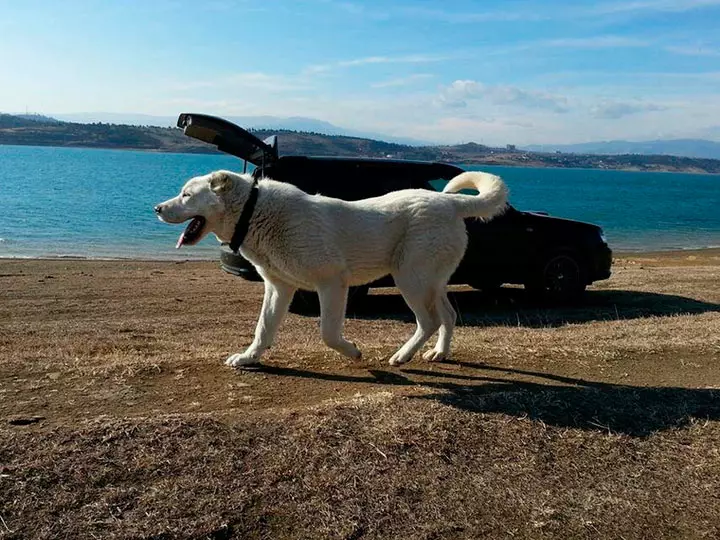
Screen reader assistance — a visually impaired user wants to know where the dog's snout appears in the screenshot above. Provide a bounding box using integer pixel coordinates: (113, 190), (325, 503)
(154, 204), (163, 215)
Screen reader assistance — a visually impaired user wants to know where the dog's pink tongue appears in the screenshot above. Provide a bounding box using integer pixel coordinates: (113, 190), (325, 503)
(176, 231), (186, 249)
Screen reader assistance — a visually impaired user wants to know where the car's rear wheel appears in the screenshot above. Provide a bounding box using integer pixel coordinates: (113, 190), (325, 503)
(525, 251), (586, 302)
(289, 285), (370, 315)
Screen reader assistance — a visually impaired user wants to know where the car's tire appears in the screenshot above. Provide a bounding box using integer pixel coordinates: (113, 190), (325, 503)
(525, 251), (587, 303)
(289, 290), (320, 315)
(346, 285), (370, 314)
(289, 285), (370, 315)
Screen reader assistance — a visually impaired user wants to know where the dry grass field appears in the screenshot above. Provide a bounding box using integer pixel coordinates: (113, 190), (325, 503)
(1, 250), (719, 539)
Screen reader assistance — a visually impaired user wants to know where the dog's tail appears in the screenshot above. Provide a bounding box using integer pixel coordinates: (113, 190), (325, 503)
(442, 171), (509, 220)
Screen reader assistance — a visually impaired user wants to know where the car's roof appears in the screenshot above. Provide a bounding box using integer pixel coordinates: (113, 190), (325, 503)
(268, 155), (464, 177)
(277, 155), (458, 167)
(255, 155), (464, 199)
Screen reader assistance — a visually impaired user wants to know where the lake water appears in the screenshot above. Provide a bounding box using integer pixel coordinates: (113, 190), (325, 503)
(1, 144), (718, 259)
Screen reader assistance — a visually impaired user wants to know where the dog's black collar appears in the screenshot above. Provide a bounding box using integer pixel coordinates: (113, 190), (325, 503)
(228, 177), (259, 253)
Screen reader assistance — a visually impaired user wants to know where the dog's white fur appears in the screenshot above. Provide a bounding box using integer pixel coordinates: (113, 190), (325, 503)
(156, 170), (508, 367)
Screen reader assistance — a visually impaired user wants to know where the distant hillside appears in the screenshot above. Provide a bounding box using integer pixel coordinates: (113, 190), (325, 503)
(0, 114), (51, 129)
(1, 114), (719, 173)
(50, 112), (430, 145)
(0, 113), (212, 153)
(15, 114), (61, 124)
(525, 139), (720, 160)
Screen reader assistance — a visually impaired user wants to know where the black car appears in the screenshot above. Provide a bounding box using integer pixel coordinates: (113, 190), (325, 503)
(177, 113), (612, 308)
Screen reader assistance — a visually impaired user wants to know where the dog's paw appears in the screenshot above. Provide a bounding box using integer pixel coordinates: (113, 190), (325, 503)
(422, 349), (448, 362)
(225, 353), (261, 368)
(388, 352), (411, 367)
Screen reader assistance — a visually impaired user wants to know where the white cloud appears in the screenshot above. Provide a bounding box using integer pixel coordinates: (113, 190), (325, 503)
(395, 6), (548, 23)
(439, 80), (570, 113)
(339, 54), (447, 67)
(140, 87), (720, 146)
(305, 53), (452, 74)
(327, 0), (720, 24)
(590, 99), (666, 119)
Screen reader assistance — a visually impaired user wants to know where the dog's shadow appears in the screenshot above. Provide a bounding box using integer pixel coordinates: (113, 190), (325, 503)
(256, 362), (720, 438)
(344, 288), (720, 328)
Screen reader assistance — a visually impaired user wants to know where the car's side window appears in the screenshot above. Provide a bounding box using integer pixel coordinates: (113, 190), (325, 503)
(428, 179), (446, 191)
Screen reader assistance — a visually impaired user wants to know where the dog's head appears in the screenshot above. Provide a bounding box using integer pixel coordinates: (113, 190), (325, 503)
(154, 170), (246, 248)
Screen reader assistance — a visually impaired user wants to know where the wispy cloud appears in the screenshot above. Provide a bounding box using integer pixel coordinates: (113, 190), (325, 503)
(439, 80), (570, 113)
(590, 99), (666, 119)
(323, 0), (720, 24)
(665, 44), (720, 57)
(370, 73), (434, 89)
(649, 70), (720, 79)
(316, 1), (546, 22)
(542, 36), (651, 49)
(395, 6), (548, 23)
(339, 54), (448, 67)
(591, 0), (720, 15)
(305, 53), (453, 74)
(416, 0), (720, 21)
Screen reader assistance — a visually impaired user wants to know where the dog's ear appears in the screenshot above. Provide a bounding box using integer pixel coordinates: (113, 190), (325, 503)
(210, 172), (233, 193)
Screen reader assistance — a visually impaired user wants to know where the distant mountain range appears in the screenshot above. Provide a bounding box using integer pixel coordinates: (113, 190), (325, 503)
(45, 112), (431, 146)
(2, 113), (719, 173)
(17, 112), (720, 159)
(525, 139), (720, 160)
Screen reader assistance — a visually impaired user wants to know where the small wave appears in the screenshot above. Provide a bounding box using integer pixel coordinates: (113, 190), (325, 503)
(678, 244), (720, 251)
(613, 244), (720, 253)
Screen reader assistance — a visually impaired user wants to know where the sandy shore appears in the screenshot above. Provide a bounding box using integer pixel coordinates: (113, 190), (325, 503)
(1, 249), (719, 538)
(613, 247), (720, 264)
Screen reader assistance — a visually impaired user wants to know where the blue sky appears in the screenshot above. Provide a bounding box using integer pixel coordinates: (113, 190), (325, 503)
(1, 0), (719, 144)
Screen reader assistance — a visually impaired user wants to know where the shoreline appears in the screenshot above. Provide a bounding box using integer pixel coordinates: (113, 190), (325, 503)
(2, 142), (719, 174)
(2, 247), (719, 264)
(612, 246), (720, 257)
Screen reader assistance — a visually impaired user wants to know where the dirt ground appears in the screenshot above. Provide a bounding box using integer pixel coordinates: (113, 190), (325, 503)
(1, 249), (719, 539)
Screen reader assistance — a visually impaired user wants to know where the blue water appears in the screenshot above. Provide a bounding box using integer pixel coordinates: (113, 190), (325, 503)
(0, 145), (718, 259)
(473, 164), (720, 252)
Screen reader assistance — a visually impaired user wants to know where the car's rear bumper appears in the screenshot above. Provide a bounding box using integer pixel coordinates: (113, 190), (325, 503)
(588, 244), (613, 282)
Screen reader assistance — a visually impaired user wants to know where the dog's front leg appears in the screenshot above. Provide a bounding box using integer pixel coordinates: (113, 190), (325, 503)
(225, 278), (296, 368)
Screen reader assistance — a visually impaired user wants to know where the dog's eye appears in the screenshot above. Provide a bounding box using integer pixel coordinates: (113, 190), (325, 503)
(182, 192), (190, 199)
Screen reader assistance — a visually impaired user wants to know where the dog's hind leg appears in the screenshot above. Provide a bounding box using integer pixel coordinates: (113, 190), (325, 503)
(388, 273), (442, 366)
(317, 278), (362, 359)
(422, 291), (456, 362)
(225, 278), (296, 368)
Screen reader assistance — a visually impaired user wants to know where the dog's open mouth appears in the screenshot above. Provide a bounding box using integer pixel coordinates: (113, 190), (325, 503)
(176, 216), (206, 248)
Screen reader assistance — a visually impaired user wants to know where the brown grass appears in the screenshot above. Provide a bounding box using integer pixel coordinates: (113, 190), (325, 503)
(1, 250), (719, 539)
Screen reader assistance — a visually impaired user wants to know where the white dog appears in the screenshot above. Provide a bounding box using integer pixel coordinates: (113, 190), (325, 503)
(155, 170), (507, 367)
